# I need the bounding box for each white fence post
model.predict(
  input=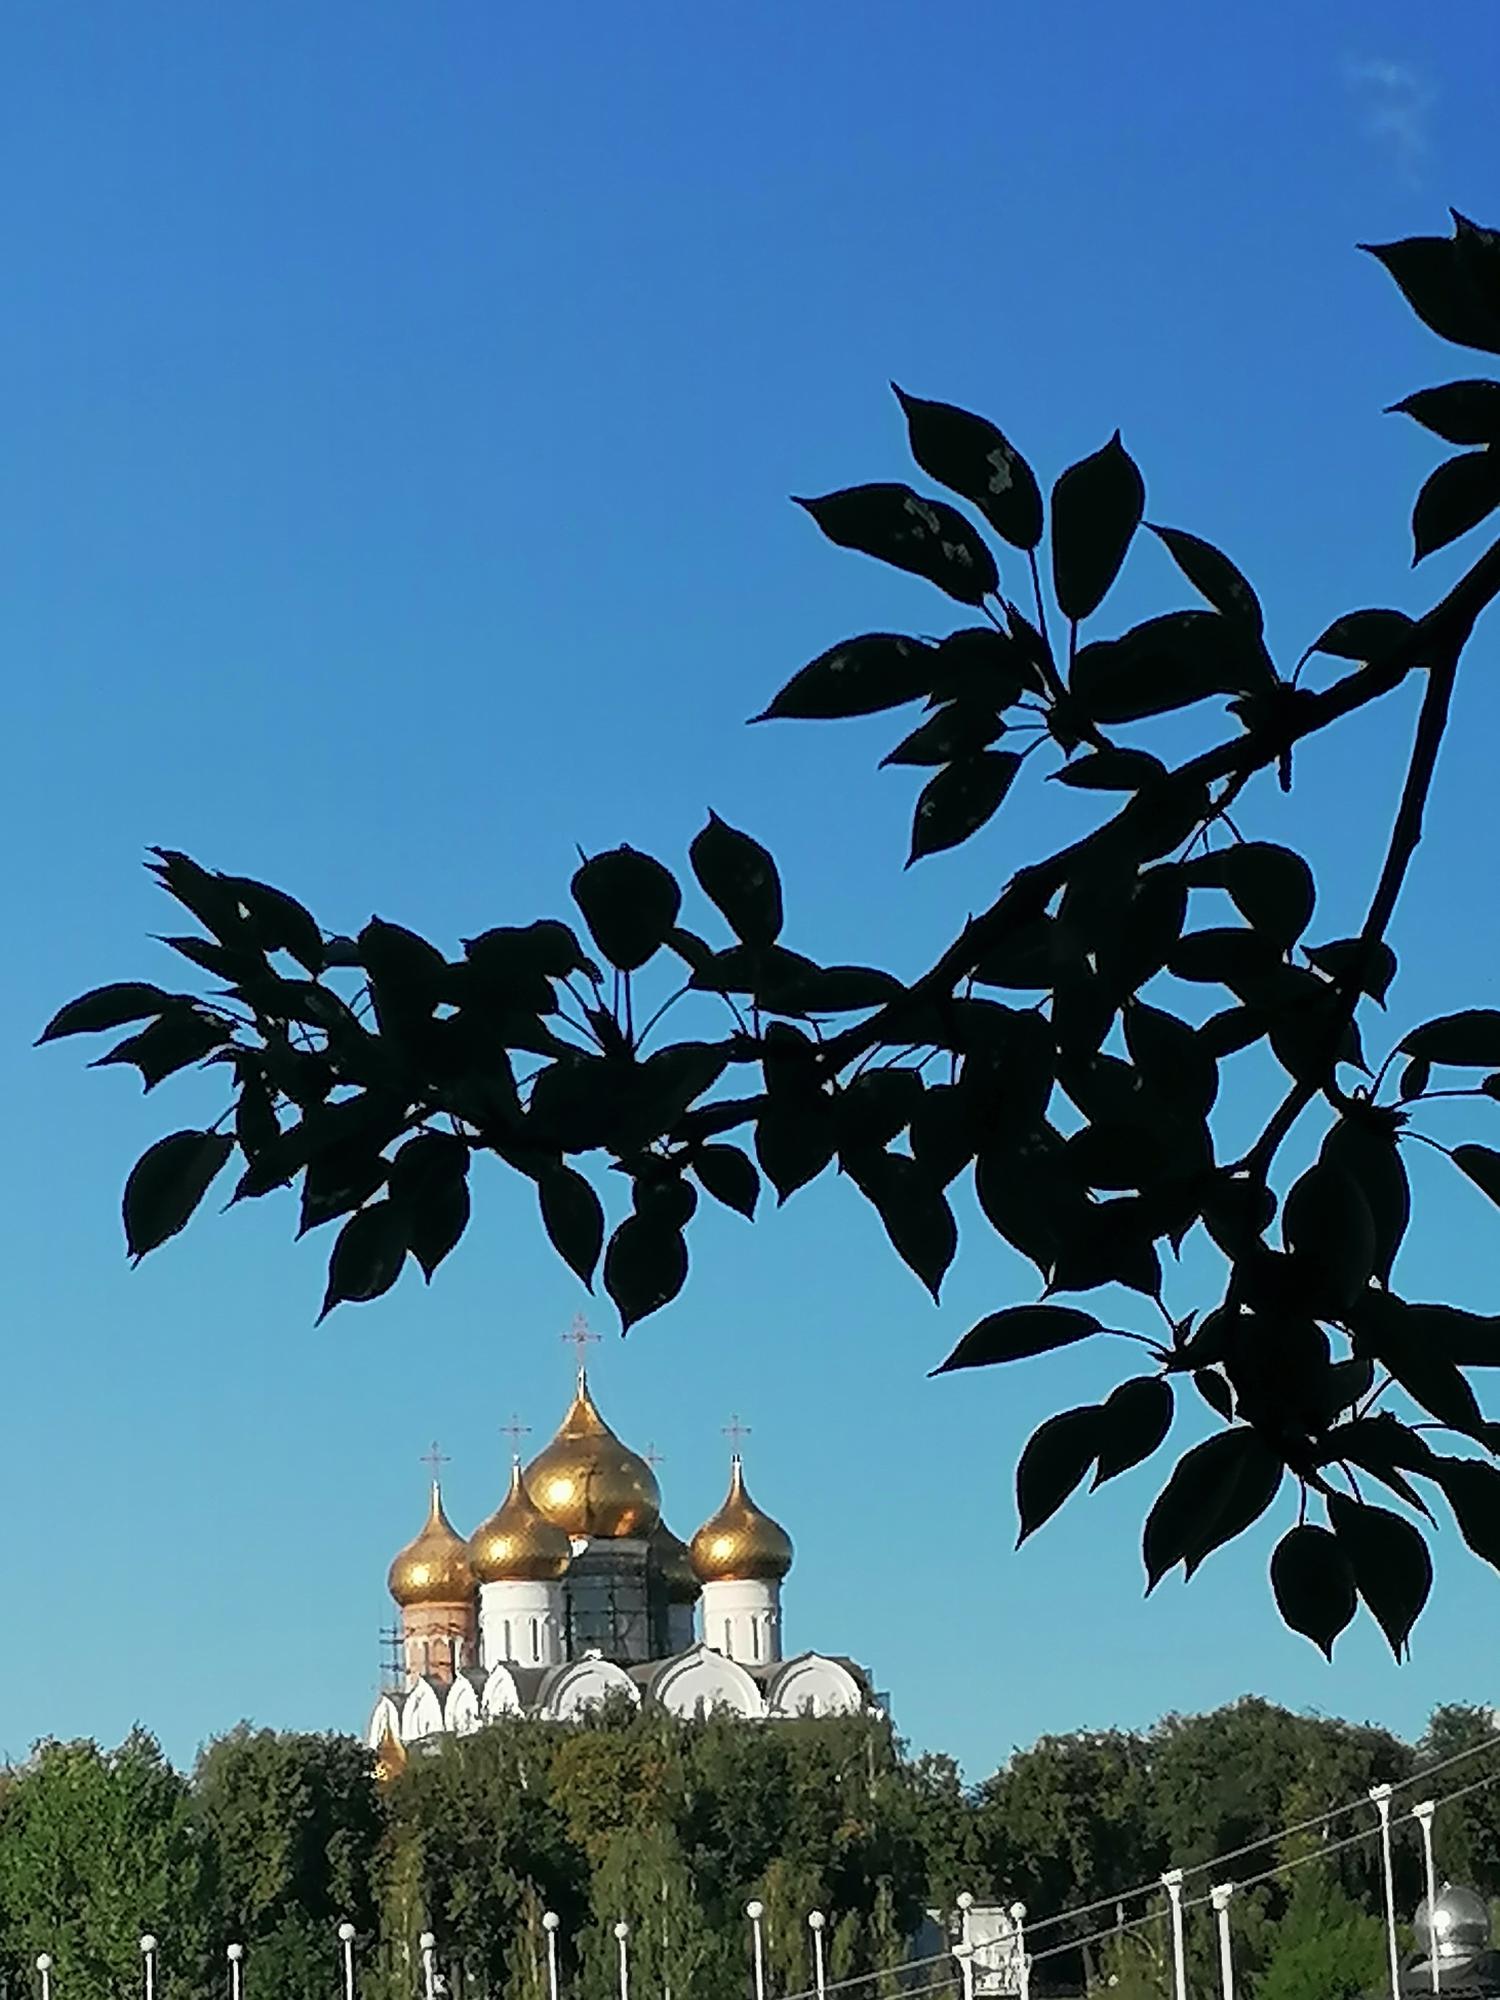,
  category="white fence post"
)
[614,1921,630,2000]
[1161,1873,1187,2000]
[419,1929,438,2000]
[1210,1886,1234,2000]
[35,1954,52,2000]
[1010,1902,1030,2000]
[227,1942,244,2000]
[1371,1785,1401,2000]
[746,1901,766,2000]
[338,1921,358,2000]
[139,1935,158,2000]
[543,1911,561,2000]
[1413,1799,1440,1994]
